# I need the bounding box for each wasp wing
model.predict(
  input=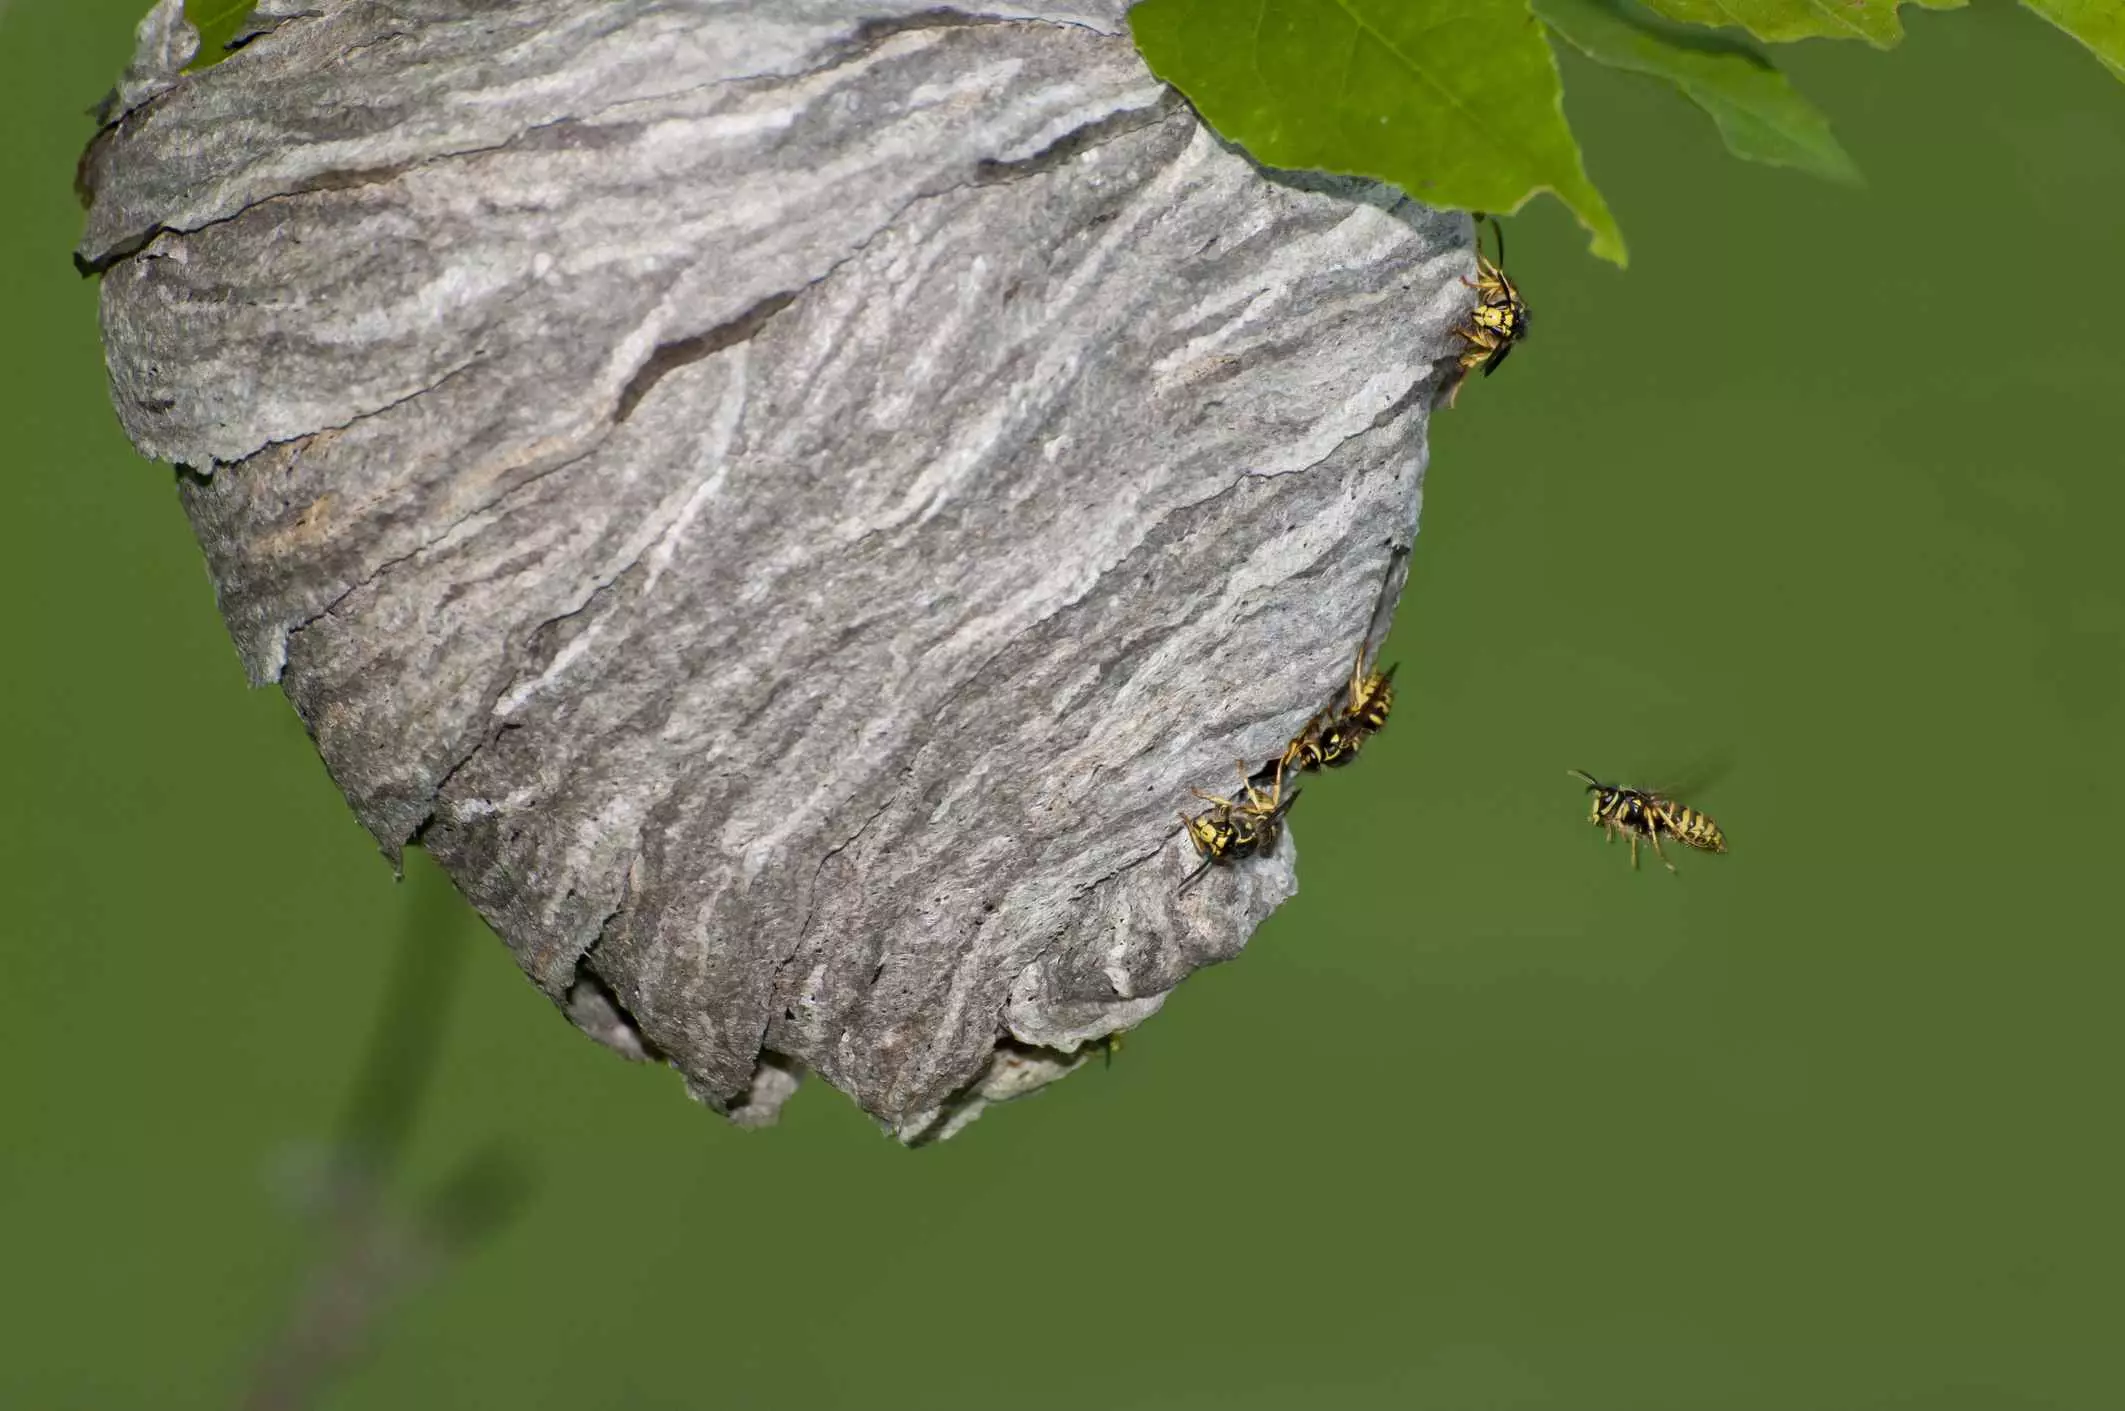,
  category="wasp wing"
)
[1647,753,1733,805]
